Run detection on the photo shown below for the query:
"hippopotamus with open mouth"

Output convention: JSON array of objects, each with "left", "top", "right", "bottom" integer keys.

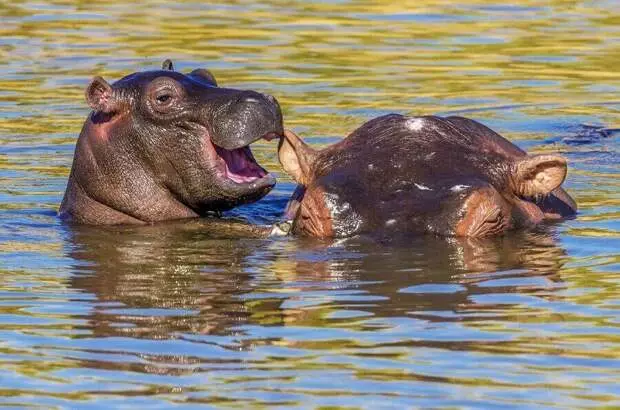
[
  {"left": 277, "top": 114, "right": 577, "bottom": 238},
  {"left": 60, "top": 60, "right": 283, "bottom": 225}
]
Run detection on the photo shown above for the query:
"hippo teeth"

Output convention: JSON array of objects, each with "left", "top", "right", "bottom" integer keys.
[{"left": 215, "top": 146, "right": 268, "bottom": 184}]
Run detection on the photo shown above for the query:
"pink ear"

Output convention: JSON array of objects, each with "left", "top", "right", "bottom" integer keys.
[
  {"left": 277, "top": 129, "right": 317, "bottom": 185},
  {"left": 85, "top": 76, "right": 115, "bottom": 113},
  {"left": 514, "top": 154, "right": 567, "bottom": 197}
]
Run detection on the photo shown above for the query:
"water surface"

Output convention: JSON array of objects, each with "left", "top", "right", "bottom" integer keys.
[{"left": 1, "top": 0, "right": 619, "bottom": 408}]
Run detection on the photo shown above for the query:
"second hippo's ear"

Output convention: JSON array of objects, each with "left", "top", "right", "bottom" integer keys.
[
  {"left": 278, "top": 129, "right": 317, "bottom": 185},
  {"left": 85, "top": 76, "right": 116, "bottom": 113},
  {"left": 189, "top": 68, "right": 218, "bottom": 87},
  {"left": 513, "top": 154, "right": 567, "bottom": 197}
]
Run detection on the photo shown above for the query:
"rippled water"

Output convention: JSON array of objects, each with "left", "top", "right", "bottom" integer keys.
[{"left": 1, "top": 1, "right": 619, "bottom": 408}]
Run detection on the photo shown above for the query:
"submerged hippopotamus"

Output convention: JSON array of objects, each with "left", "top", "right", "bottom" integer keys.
[
  {"left": 278, "top": 114, "right": 577, "bottom": 238},
  {"left": 60, "top": 60, "right": 283, "bottom": 225}
]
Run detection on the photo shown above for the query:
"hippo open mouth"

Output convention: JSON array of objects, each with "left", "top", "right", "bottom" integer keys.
[
  {"left": 210, "top": 131, "right": 281, "bottom": 190},
  {"left": 200, "top": 88, "right": 283, "bottom": 191},
  {"left": 215, "top": 145, "right": 268, "bottom": 184}
]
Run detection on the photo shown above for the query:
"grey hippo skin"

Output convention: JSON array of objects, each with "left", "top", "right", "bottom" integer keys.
[
  {"left": 59, "top": 60, "right": 283, "bottom": 225},
  {"left": 278, "top": 114, "right": 577, "bottom": 238}
]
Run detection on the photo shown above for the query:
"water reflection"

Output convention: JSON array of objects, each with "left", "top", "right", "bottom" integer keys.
[
  {"left": 265, "top": 231, "right": 568, "bottom": 326},
  {"left": 67, "top": 222, "right": 568, "bottom": 342},
  {"left": 67, "top": 220, "right": 279, "bottom": 339}
]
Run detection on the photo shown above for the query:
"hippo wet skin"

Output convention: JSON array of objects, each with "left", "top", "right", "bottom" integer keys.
[
  {"left": 59, "top": 60, "right": 283, "bottom": 225},
  {"left": 278, "top": 114, "right": 577, "bottom": 238}
]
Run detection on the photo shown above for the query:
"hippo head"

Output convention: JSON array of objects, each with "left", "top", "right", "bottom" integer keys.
[
  {"left": 278, "top": 114, "right": 577, "bottom": 238},
  {"left": 60, "top": 60, "right": 283, "bottom": 224}
]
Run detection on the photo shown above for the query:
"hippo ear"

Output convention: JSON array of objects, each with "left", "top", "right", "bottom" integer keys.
[
  {"left": 278, "top": 129, "right": 317, "bottom": 185},
  {"left": 162, "top": 59, "right": 174, "bottom": 71},
  {"left": 85, "top": 76, "right": 116, "bottom": 113},
  {"left": 513, "top": 154, "right": 567, "bottom": 197},
  {"left": 189, "top": 68, "right": 218, "bottom": 86}
]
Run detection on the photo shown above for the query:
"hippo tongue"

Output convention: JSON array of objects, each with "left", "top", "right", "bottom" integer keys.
[{"left": 216, "top": 146, "right": 267, "bottom": 184}]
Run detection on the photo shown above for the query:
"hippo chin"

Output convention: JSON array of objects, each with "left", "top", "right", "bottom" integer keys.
[
  {"left": 60, "top": 60, "right": 284, "bottom": 225},
  {"left": 278, "top": 114, "right": 577, "bottom": 238}
]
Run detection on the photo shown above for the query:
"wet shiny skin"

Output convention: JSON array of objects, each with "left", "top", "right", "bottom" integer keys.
[
  {"left": 59, "top": 68, "right": 283, "bottom": 224},
  {"left": 1, "top": 0, "right": 619, "bottom": 408},
  {"left": 278, "top": 115, "right": 576, "bottom": 238}
]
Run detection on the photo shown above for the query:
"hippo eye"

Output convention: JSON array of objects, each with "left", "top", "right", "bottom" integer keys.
[
  {"left": 147, "top": 77, "right": 184, "bottom": 114},
  {"left": 156, "top": 94, "right": 172, "bottom": 104}
]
